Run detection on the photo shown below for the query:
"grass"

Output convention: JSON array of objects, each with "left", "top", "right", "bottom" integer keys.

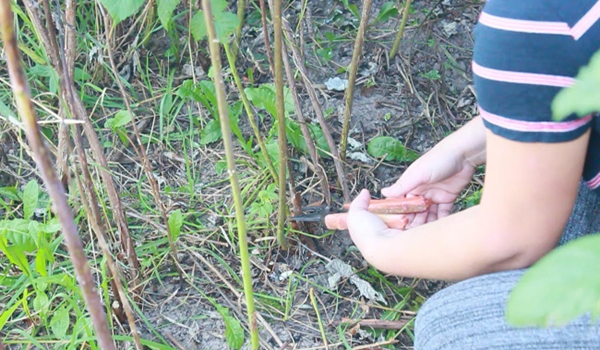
[{"left": 0, "top": 0, "right": 484, "bottom": 348}]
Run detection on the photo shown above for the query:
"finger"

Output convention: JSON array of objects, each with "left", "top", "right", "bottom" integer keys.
[
  {"left": 348, "top": 189, "right": 371, "bottom": 212},
  {"left": 407, "top": 210, "right": 428, "bottom": 229},
  {"left": 427, "top": 204, "right": 438, "bottom": 222},
  {"left": 346, "top": 190, "right": 389, "bottom": 234},
  {"left": 326, "top": 213, "right": 409, "bottom": 230},
  {"left": 437, "top": 203, "right": 453, "bottom": 218},
  {"left": 381, "top": 169, "right": 423, "bottom": 198}
]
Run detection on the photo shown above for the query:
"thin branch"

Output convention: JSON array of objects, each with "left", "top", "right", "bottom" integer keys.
[
  {"left": 281, "top": 40, "right": 331, "bottom": 204},
  {"left": 99, "top": 5, "right": 183, "bottom": 280},
  {"left": 202, "top": 0, "right": 259, "bottom": 347},
  {"left": 272, "top": 0, "right": 290, "bottom": 250},
  {"left": 231, "top": 0, "right": 245, "bottom": 59},
  {"left": 222, "top": 40, "right": 278, "bottom": 183},
  {"left": 389, "top": 0, "right": 413, "bottom": 59},
  {"left": 259, "top": 0, "right": 274, "bottom": 71},
  {"left": 339, "top": 0, "right": 373, "bottom": 160},
  {"left": 0, "top": 2, "right": 116, "bottom": 349},
  {"left": 274, "top": 5, "right": 350, "bottom": 202}
]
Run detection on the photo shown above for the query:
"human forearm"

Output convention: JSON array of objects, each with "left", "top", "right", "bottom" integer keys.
[{"left": 442, "top": 116, "right": 487, "bottom": 167}]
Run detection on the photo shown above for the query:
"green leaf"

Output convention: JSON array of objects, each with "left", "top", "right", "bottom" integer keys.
[
  {"left": 199, "top": 119, "right": 222, "bottom": 145},
  {"left": 98, "top": 0, "right": 145, "bottom": 24},
  {"left": 157, "top": 0, "right": 181, "bottom": 30},
  {"left": 0, "top": 299, "right": 22, "bottom": 332},
  {"left": 551, "top": 49, "right": 600, "bottom": 121},
  {"left": 22, "top": 180, "right": 39, "bottom": 220},
  {"left": 0, "top": 186, "right": 19, "bottom": 200},
  {"left": 215, "top": 160, "right": 227, "bottom": 175},
  {"left": 33, "top": 292, "right": 49, "bottom": 314},
  {"left": 506, "top": 234, "right": 600, "bottom": 327},
  {"left": 367, "top": 136, "right": 417, "bottom": 162},
  {"left": 50, "top": 306, "right": 70, "bottom": 339},
  {"left": 245, "top": 84, "right": 294, "bottom": 118},
  {"left": 375, "top": 2, "right": 398, "bottom": 23},
  {"left": 0, "top": 235, "right": 32, "bottom": 276},
  {"left": 464, "top": 189, "right": 482, "bottom": 208},
  {"left": 0, "top": 219, "right": 36, "bottom": 251},
  {"left": 215, "top": 304, "right": 245, "bottom": 350},
  {"left": 189, "top": 0, "right": 239, "bottom": 41},
  {"left": 0, "top": 99, "right": 16, "bottom": 120},
  {"left": 105, "top": 110, "right": 131, "bottom": 131},
  {"left": 168, "top": 209, "right": 183, "bottom": 241},
  {"left": 190, "top": 11, "right": 208, "bottom": 42},
  {"left": 35, "top": 249, "right": 48, "bottom": 276}
]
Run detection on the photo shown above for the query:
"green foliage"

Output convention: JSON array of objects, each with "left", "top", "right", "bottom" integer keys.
[
  {"left": 506, "top": 234, "right": 600, "bottom": 327},
  {"left": 22, "top": 180, "right": 39, "bottom": 220},
  {"left": 245, "top": 84, "right": 294, "bottom": 118},
  {"left": 190, "top": 0, "right": 240, "bottom": 41},
  {"left": 157, "top": 0, "right": 181, "bottom": 30},
  {"left": 168, "top": 209, "right": 183, "bottom": 241},
  {"left": 367, "top": 136, "right": 418, "bottom": 162},
  {"left": 199, "top": 119, "right": 223, "bottom": 145},
  {"left": 464, "top": 189, "right": 482, "bottom": 208},
  {"left": 339, "top": 0, "right": 359, "bottom": 19},
  {"left": 420, "top": 69, "right": 441, "bottom": 81},
  {"left": 50, "top": 305, "right": 70, "bottom": 339},
  {"left": 249, "top": 184, "right": 278, "bottom": 219},
  {"left": 215, "top": 303, "right": 245, "bottom": 350},
  {"left": 374, "top": 2, "right": 399, "bottom": 24},
  {"left": 105, "top": 110, "right": 132, "bottom": 130},
  {"left": 98, "top": 0, "right": 145, "bottom": 24},
  {"left": 552, "top": 49, "right": 600, "bottom": 121}
]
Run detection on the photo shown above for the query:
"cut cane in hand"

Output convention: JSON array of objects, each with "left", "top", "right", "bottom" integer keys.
[
  {"left": 341, "top": 196, "right": 432, "bottom": 214},
  {"left": 324, "top": 213, "right": 409, "bottom": 230}
]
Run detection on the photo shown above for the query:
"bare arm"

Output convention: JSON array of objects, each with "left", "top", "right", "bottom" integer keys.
[{"left": 347, "top": 128, "right": 590, "bottom": 281}]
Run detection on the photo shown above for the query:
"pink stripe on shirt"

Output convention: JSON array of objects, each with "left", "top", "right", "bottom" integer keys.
[
  {"left": 571, "top": 1, "right": 600, "bottom": 39},
  {"left": 478, "top": 12, "right": 571, "bottom": 35},
  {"left": 472, "top": 61, "right": 576, "bottom": 87},
  {"left": 587, "top": 170, "right": 600, "bottom": 189},
  {"left": 479, "top": 106, "right": 593, "bottom": 133}
]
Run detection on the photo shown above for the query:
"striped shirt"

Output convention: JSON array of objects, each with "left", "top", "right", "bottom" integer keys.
[{"left": 473, "top": 0, "right": 600, "bottom": 191}]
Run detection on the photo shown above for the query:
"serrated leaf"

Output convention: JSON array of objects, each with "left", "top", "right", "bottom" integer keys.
[
  {"left": 0, "top": 219, "right": 36, "bottom": 250},
  {"left": 245, "top": 84, "right": 294, "bottom": 118},
  {"left": 168, "top": 209, "right": 183, "bottom": 241},
  {"left": 157, "top": 0, "right": 180, "bottom": 30},
  {"left": 367, "top": 136, "right": 416, "bottom": 162},
  {"left": 200, "top": 119, "right": 222, "bottom": 145},
  {"left": 50, "top": 306, "right": 70, "bottom": 339},
  {"left": 215, "top": 11, "right": 240, "bottom": 40},
  {"left": 506, "top": 234, "right": 600, "bottom": 327},
  {"left": 98, "top": 0, "right": 145, "bottom": 24},
  {"left": 215, "top": 304, "right": 244, "bottom": 350},
  {"left": 22, "top": 180, "right": 39, "bottom": 220},
  {"left": 552, "top": 49, "right": 600, "bottom": 121}
]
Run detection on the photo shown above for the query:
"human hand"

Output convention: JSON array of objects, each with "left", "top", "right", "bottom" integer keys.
[{"left": 381, "top": 143, "right": 478, "bottom": 228}]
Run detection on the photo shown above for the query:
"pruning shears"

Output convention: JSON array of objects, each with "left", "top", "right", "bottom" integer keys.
[{"left": 290, "top": 196, "right": 432, "bottom": 230}]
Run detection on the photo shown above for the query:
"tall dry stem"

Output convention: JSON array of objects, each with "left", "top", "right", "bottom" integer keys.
[
  {"left": 339, "top": 0, "right": 373, "bottom": 160},
  {"left": 202, "top": 0, "right": 260, "bottom": 348},
  {"left": 0, "top": 2, "right": 116, "bottom": 349}
]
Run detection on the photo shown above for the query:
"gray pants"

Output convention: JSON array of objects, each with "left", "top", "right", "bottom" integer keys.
[{"left": 414, "top": 181, "right": 600, "bottom": 349}]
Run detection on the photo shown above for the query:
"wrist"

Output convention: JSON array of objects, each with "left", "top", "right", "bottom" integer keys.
[{"left": 445, "top": 116, "right": 487, "bottom": 167}]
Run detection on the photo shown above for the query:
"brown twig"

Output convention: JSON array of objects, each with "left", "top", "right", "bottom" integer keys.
[
  {"left": 330, "top": 317, "right": 411, "bottom": 329},
  {"left": 281, "top": 41, "right": 331, "bottom": 204},
  {"left": 339, "top": 0, "right": 373, "bottom": 160},
  {"left": 20, "top": 0, "right": 141, "bottom": 286},
  {"left": 274, "top": 6, "right": 350, "bottom": 202},
  {"left": 0, "top": 2, "right": 116, "bottom": 349},
  {"left": 259, "top": 0, "right": 274, "bottom": 72},
  {"left": 99, "top": 5, "right": 183, "bottom": 280}
]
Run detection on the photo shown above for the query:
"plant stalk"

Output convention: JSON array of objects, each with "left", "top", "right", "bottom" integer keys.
[
  {"left": 232, "top": 0, "right": 245, "bottom": 59},
  {"left": 201, "top": 0, "right": 259, "bottom": 348},
  {"left": 223, "top": 40, "right": 278, "bottom": 183},
  {"left": 259, "top": 0, "right": 274, "bottom": 72},
  {"left": 0, "top": 2, "right": 116, "bottom": 349},
  {"left": 339, "top": 0, "right": 373, "bottom": 160},
  {"left": 272, "top": 0, "right": 290, "bottom": 250},
  {"left": 389, "top": 0, "right": 413, "bottom": 59}
]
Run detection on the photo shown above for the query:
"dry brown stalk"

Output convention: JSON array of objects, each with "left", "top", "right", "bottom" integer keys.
[
  {"left": 273, "top": 4, "right": 350, "bottom": 202},
  {"left": 281, "top": 42, "right": 331, "bottom": 204},
  {"left": 339, "top": 0, "right": 373, "bottom": 160},
  {"left": 20, "top": 0, "right": 141, "bottom": 285},
  {"left": 0, "top": 1, "right": 116, "bottom": 348},
  {"left": 99, "top": 6, "right": 183, "bottom": 279}
]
